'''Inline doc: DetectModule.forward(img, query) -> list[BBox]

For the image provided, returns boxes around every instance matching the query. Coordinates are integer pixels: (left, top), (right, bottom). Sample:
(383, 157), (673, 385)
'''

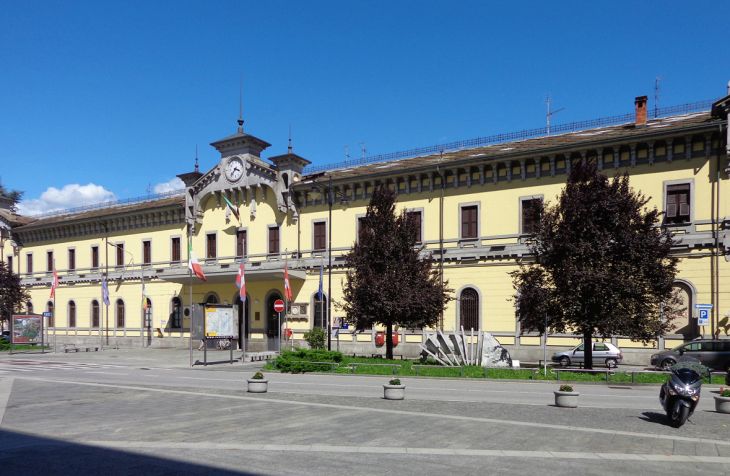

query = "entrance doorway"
(266, 293), (283, 343)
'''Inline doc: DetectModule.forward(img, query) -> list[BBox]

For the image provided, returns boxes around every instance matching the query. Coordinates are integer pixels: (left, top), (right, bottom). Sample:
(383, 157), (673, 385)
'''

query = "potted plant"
(383, 378), (405, 400)
(247, 371), (268, 393)
(715, 388), (730, 414)
(554, 384), (579, 408)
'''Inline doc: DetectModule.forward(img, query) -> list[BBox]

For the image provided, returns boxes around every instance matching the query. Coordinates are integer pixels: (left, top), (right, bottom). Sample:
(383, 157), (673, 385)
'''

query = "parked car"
(1, 330), (10, 343)
(552, 342), (623, 368)
(651, 340), (730, 371)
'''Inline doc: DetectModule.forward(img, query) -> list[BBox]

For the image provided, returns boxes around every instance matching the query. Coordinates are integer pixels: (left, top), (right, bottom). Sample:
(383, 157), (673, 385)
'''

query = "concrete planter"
(383, 384), (405, 400)
(247, 379), (269, 393)
(715, 395), (730, 414)
(554, 390), (579, 408)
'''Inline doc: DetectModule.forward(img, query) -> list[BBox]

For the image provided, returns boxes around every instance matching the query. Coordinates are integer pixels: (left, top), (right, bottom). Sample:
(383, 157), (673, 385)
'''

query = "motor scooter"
(659, 366), (701, 428)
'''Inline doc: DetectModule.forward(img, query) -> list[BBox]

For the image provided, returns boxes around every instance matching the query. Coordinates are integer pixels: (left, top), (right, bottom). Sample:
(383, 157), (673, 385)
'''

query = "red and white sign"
(273, 299), (285, 313)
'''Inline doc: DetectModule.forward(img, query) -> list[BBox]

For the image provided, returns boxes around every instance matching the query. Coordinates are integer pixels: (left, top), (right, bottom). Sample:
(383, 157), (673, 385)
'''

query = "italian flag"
(188, 242), (207, 281)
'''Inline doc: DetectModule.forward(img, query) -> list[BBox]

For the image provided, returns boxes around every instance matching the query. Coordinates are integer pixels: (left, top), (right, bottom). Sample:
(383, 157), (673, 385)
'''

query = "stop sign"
(273, 299), (285, 313)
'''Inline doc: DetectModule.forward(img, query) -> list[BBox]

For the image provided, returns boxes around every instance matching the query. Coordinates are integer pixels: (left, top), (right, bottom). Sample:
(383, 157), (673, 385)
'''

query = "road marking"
(16, 375), (730, 448)
(79, 440), (730, 464)
(0, 377), (14, 427)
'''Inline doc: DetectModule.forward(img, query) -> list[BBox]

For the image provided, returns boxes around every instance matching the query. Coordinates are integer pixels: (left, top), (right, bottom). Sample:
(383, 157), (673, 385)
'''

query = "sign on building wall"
(11, 314), (43, 344)
(204, 305), (237, 339)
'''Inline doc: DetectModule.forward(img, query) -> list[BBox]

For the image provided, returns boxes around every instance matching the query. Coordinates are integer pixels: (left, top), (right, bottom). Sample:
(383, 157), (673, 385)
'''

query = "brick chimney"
(635, 95), (648, 126)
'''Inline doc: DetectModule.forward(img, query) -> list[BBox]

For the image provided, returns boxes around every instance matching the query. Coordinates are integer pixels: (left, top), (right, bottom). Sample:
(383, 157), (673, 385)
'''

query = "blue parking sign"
(698, 309), (709, 326)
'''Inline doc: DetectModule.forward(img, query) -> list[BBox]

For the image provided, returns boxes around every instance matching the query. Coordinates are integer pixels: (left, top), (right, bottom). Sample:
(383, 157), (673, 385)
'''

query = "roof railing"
(27, 188), (186, 219)
(304, 99), (714, 174)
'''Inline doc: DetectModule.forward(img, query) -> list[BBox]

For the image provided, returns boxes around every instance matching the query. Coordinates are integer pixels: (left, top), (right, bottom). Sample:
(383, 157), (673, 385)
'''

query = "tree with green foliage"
(512, 163), (681, 369)
(341, 186), (451, 360)
(0, 261), (29, 332)
(0, 184), (23, 212)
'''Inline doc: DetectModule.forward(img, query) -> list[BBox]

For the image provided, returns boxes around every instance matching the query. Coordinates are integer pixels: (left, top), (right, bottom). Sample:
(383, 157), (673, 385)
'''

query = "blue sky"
(2, 1), (729, 214)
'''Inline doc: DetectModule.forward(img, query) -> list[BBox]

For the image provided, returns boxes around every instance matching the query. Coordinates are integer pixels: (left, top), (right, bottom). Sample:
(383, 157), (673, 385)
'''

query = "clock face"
(225, 157), (244, 182)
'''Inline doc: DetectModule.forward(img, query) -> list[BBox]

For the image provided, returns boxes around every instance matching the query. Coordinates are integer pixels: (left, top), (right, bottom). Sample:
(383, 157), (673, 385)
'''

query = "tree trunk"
(583, 330), (593, 370)
(385, 322), (394, 360)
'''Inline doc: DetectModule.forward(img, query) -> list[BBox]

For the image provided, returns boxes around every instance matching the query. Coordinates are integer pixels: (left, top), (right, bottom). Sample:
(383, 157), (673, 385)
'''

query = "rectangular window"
(171, 237), (181, 263)
(521, 198), (542, 235)
(357, 217), (367, 242)
(460, 205), (478, 240)
(68, 249), (75, 272)
(206, 233), (217, 260)
(406, 211), (422, 243)
(268, 226), (280, 255)
(236, 230), (247, 258)
(665, 183), (690, 224)
(116, 244), (124, 268)
(47, 251), (54, 272)
(7, 256), (13, 272)
(91, 246), (99, 270)
(143, 240), (151, 265)
(313, 221), (326, 251)
(26, 253), (33, 274)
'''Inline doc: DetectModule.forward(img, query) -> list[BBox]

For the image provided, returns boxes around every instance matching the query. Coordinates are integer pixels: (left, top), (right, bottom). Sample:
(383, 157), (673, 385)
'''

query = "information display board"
(204, 305), (236, 339)
(12, 314), (43, 344)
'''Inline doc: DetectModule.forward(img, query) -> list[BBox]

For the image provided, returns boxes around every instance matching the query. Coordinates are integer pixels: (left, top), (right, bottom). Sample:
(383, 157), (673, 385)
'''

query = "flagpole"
(188, 224), (193, 367)
(52, 259), (56, 353)
(319, 256), (324, 332)
(141, 267), (145, 348)
(105, 235), (109, 346)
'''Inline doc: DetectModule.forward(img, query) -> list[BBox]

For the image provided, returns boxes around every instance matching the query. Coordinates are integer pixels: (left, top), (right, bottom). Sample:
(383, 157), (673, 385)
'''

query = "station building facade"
(8, 92), (730, 361)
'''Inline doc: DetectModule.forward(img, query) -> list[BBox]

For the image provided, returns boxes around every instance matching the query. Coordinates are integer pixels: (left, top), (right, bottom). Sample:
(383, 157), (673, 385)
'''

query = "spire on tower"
(288, 124), (293, 154)
(194, 145), (199, 173)
(237, 76), (244, 133)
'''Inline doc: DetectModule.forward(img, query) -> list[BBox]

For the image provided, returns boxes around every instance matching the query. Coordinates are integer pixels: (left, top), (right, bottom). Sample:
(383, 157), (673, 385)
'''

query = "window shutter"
(678, 193), (689, 217)
(666, 193), (677, 218)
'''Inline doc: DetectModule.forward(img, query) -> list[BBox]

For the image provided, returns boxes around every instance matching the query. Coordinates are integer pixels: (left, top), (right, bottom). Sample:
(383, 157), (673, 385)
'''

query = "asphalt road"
(0, 349), (728, 475)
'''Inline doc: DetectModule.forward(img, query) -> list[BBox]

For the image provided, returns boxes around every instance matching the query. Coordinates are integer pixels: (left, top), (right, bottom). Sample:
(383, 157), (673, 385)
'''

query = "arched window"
(170, 297), (182, 329)
(143, 298), (152, 328)
(670, 282), (698, 340)
(205, 293), (219, 304)
(46, 301), (54, 327)
(68, 301), (76, 328)
(459, 287), (479, 331)
(27, 301), (33, 314)
(313, 294), (328, 329)
(116, 299), (125, 328)
(91, 300), (100, 328)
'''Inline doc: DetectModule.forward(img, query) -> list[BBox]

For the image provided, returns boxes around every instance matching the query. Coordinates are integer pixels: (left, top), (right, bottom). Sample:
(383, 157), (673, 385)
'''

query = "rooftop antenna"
(360, 142), (366, 160)
(194, 145), (199, 173)
(288, 124), (293, 154)
(344, 145), (350, 161)
(546, 94), (565, 136)
(237, 75), (244, 133)
(654, 76), (662, 119)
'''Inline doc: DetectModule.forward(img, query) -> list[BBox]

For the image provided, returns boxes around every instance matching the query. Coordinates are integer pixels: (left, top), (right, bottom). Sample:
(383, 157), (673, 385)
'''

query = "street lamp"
(308, 175), (348, 350)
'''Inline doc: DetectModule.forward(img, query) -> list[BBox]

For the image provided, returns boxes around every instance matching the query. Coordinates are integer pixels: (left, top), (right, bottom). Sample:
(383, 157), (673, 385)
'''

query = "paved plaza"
(0, 349), (729, 475)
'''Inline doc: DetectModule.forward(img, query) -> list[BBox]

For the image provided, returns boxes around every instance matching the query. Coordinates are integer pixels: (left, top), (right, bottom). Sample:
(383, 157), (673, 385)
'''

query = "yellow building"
(8, 92), (730, 362)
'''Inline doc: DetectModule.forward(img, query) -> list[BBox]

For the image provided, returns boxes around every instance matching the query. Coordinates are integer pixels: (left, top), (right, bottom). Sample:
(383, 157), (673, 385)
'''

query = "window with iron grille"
(665, 184), (690, 224)
(46, 301), (54, 327)
(47, 251), (54, 272)
(7, 256), (12, 272)
(269, 226), (280, 255)
(26, 253), (32, 274)
(406, 211), (422, 243)
(68, 249), (75, 272)
(521, 198), (542, 235)
(91, 246), (99, 269)
(313, 221), (326, 251)
(171, 237), (181, 263)
(91, 300), (100, 328)
(459, 287), (479, 331)
(236, 230), (247, 257)
(68, 301), (76, 328)
(171, 297), (182, 328)
(143, 241), (151, 265)
(460, 205), (478, 240)
(206, 233), (216, 260)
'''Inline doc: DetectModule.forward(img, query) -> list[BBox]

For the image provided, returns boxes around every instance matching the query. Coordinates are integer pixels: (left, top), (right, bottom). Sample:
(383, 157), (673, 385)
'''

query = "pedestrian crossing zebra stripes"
(0, 361), (128, 374)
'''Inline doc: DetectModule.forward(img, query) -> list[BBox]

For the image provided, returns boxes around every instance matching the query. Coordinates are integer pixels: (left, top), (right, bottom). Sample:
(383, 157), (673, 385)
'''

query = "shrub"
(303, 327), (326, 349)
(559, 384), (574, 392)
(273, 348), (343, 373)
(720, 388), (730, 398)
(389, 378), (401, 386)
(251, 371), (265, 380)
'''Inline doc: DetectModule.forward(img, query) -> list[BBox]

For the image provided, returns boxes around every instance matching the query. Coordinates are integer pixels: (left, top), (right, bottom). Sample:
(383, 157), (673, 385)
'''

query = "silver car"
(552, 342), (623, 368)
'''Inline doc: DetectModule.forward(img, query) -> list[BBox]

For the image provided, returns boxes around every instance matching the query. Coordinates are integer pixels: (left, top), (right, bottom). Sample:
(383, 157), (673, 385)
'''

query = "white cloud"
(153, 177), (185, 194)
(18, 183), (116, 216)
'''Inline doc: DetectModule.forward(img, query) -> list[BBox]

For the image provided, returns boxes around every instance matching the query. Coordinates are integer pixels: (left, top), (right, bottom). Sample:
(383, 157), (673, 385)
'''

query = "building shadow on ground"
(0, 429), (258, 476)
